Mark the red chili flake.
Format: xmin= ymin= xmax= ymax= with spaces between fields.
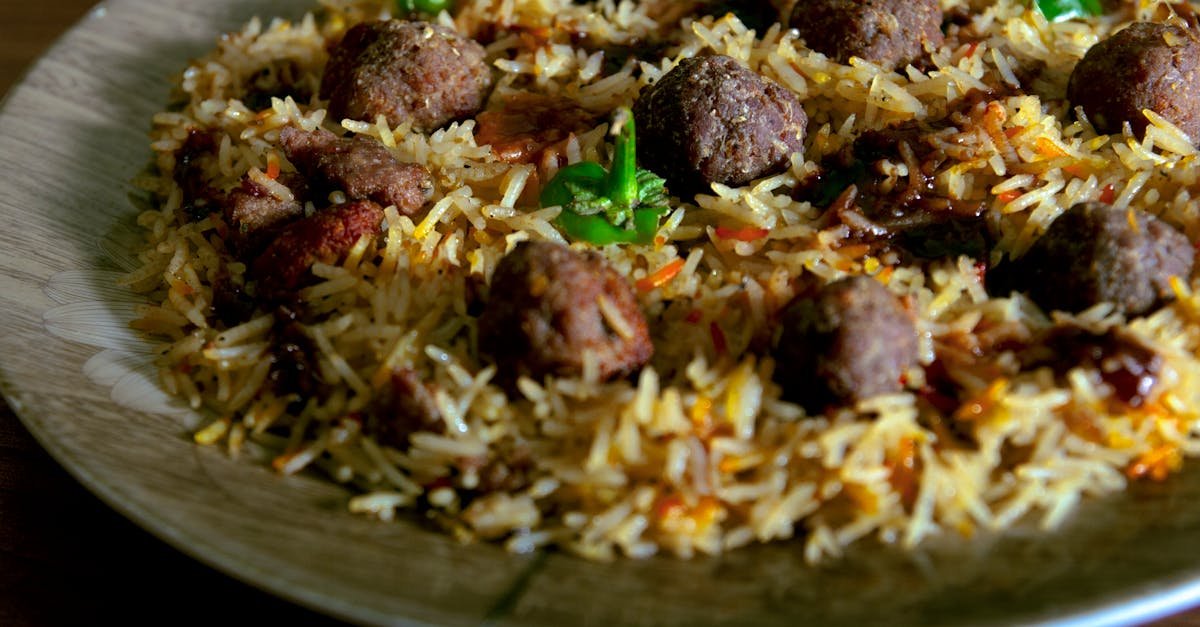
xmin=1099 ymin=183 xmax=1116 ymax=204
xmin=710 ymin=321 xmax=727 ymax=356
xmin=424 ymin=476 xmax=453 ymax=491
xmin=265 ymin=153 xmax=281 ymax=180
xmin=965 ymin=41 xmax=980 ymax=57
xmin=636 ymin=258 xmax=685 ymax=293
xmin=655 ymin=495 xmax=685 ymax=519
xmin=973 ymin=261 xmax=988 ymax=283
xmin=685 ymin=308 xmax=703 ymax=324
xmin=714 ymin=225 xmax=770 ymax=242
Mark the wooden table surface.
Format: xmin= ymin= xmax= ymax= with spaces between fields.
xmin=0 ymin=2 xmax=1198 ymax=626
xmin=0 ymin=1 xmax=342 ymax=624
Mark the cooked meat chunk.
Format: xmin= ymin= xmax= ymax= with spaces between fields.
xmin=478 ymin=241 xmax=653 ymax=382
xmin=370 ymin=368 xmax=444 ymax=448
xmin=788 ymin=0 xmax=944 ymax=71
xmin=774 ymin=276 xmax=918 ymax=411
xmin=1001 ymin=201 xmax=1194 ymax=316
xmin=473 ymin=93 xmax=597 ymax=164
xmin=223 ymin=173 xmax=307 ymax=257
xmin=1067 ymin=21 xmax=1200 ymax=140
xmin=252 ymin=199 xmax=385 ymax=297
xmin=319 ymin=20 xmax=493 ymax=132
xmin=279 ymin=125 xmax=434 ymax=214
xmin=633 ymin=54 xmax=807 ymax=196
xmin=797 ymin=92 xmax=997 ymax=261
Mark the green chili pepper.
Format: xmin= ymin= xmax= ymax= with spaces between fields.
xmin=540 ymin=107 xmax=670 ymax=245
xmin=395 ymin=0 xmax=453 ymax=16
xmin=1033 ymin=0 xmax=1102 ymax=22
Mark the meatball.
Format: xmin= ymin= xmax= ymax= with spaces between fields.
xmin=788 ymin=0 xmax=944 ymax=71
xmin=478 ymin=241 xmax=653 ymax=382
xmin=279 ymin=126 xmax=434 ymax=214
xmin=1067 ymin=21 xmax=1200 ymax=140
xmin=1001 ymin=201 xmax=1194 ymax=316
xmin=252 ymin=199 xmax=385 ymax=297
xmin=774 ymin=276 xmax=918 ymax=411
xmin=319 ymin=20 xmax=493 ymax=132
xmin=633 ymin=54 xmax=807 ymax=196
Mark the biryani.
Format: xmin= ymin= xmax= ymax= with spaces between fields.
xmin=126 ymin=0 xmax=1200 ymax=563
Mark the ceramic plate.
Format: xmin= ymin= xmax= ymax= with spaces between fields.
xmin=4 ymin=1 xmax=1200 ymax=624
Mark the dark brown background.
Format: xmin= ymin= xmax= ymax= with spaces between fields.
xmin=0 ymin=1 xmax=1197 ymax=625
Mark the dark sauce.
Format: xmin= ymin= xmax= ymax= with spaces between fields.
xmin=174 ymin=128 xmax=224 ymax=222
xmin=1033 ymin=325 xmax=1163 ymax=408
xmin=796 ymin=95 xmax=993 ymax=262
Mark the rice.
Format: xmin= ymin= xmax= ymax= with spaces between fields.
xmin=123 ymin=0 xmax=1200 ymax=563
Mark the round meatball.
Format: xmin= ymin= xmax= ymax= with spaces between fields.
xmin=633 ymin=54 xmax=807 ymax=196
xmin=319 ymin=20 xmax=493 ymax=132
xmin=1067 ymin=21 xmax=1200 ymax=139
xmin=774 ymin=276 xmax=918 ymax=412
xmin=1005 ymin=201 xmax=1194 ymax=316
xmin=478 ymin=241 xmax=653 ymax=382
xmin=788 ymin=0 xmax=944 ymax=71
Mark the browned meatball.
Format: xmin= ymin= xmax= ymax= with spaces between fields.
xmin=279 ymin=126 xmax=434 ymax=214
xmin=1002 ymin=201 xmax=1194 ymax=316
xmin=319 ymin=20 xmax=493 ymax=132
xmin=774 ymin=276 xmax=918 ymax=412
xmin=633 ymin=54 xmax=807 ymax=196
xmin=252 ymin=199 xmax=385 ymax=297
xmin=1067 ymin=22 xmax=1200 ymax=140
xmin=478 ymin=241 xmax=653 ymax=382
xmin=788 ymin=0 xmax=944 ymax=70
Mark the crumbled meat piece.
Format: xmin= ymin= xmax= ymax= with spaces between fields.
xmin=279 ymin=125 xmax=434 ymax=214
xmin=1067 ymin=21 xmax=1200 ymax=140
xmin=473 ymin=93 xmax=597 ymax=164
xmin=633 ymin=54 xmax=807 ymax=196
xmin=223 ymin=173 xmax=307 ymax=257
xmin=319 ymin=20 xmax=493 ymax=132
xmin=788 ymin=0 xmax=944 ymax=71
xmin=370 ymin=368 xmax=444 ymax=448
xmin=252 ymin=199 xmax=385 ymax=297
xmin=478 ymin=241 xmax=653 ymax=382
xmin=995 ymin=201 xmax=1194 ymax=316
xmin=774 ymin=276 xmax=919 ymax=411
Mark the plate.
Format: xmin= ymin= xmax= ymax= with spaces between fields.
xmin=4 ymin=1 xmax=1200 ymax=625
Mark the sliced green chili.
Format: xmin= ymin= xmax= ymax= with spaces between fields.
xmin=1033 ymin=0 xmax=1102 ymax=22
xmin=539 ymin=107 xmax=670 ymax=245
xmin=395 ymin=0 xmax=453 ymax=16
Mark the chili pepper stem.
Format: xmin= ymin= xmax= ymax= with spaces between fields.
xmin=606 ymin=107 xmax=638 ymax=210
